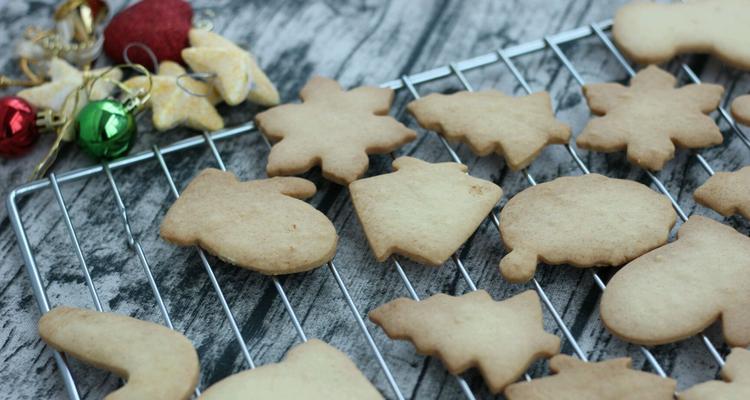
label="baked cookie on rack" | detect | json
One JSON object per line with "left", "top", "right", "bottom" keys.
{"left": 578, "top": 65, "right": 723, "bottom": 171}
{"left": 498, "top": 174, "right": 676, "bottom": 283}
{"left": 731, "top": 95, "right": 750, "bottom": 125}
{"left": 601, "top": 216, "right": 750, "bottom": 347}
{"left": 694, "top": 166, "right": 750, "bottom": 220}
{"left": 613, "top": 0, "right": 750, "bottom": 70}
{"left": 349, "top": 156, "right": 502, "bottom": 266}
{"left": 39, "top": 306, "right": 199, "bottom": 400}
{"left": 255, "top": 76, "right": 417, "bottom": 185}
{"left": 678, "top": 348, "right": 750, "bottom": 400}
{"left": 123, "top": 61, "right": 224, "bottom": 132}
{"left": 198, "top": 339, "right": 382, "bottom": 400}
{"left": 369, "top": 290, "right": 560, "bottom": 394}
{"left": 160, "top": 168, "right": 337, "bottom": 275}
{"left": 182, "top": 28, "right": 280, "bottom": 106}
{"left": 406, "top": 90, "right": 570, "bottom": 170}
{"left": 505, "top": 355, "right": 676, "bottom": 400}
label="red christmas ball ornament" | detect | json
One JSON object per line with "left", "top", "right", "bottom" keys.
{"left": 0, "top": 96, "right": 40, "bottom": 158}
{"left": 103, "top": 0, "right": 193, "bottom": 69}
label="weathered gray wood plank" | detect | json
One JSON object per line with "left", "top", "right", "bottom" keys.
{"left": 1, "top": 0, "right": 748, "bottom": 399}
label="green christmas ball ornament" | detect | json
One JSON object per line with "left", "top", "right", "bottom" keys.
{"left": 75, "top": 99, "right": 136, "bottom": 160}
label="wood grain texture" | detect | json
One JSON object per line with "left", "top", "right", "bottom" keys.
{"left": 1, "top": 1, "right": 748, "bottom": 399}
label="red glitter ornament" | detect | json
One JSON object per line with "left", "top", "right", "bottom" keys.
{"left": 0, "top": 96, "right": 40, "bottom": 158}
{"left": 103, "top": 0, "right": 193, "bottom": 69}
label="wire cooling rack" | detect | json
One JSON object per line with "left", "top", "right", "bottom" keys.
{"left": 8, "top": 17, "right": 750, "bottom": 400}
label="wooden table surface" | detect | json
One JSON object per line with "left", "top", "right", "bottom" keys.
{"left": 1, "top": 0, "right": 749, "bottom": 399}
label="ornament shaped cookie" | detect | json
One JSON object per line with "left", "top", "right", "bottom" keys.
{"left": 160, "top": 169, "right": 337, "bottom": 275}
{"left": 601, "top": 216, "right": 750, "bottom": 347}
{"left": 255, "top": 76, "right": 417, "bottom": 185}
{"left": 350, "top": 157, "right": 502, "bottom": 265}
{"left": 498, "top": 174, "right": 676, "bottom": 283}
{"left": 198, "top": 339, "right": 382, "bottom": 400}
{"left": 17, "top": 58, "right": 122, "bottom": 114}
{"left": 613, "top": 0, "right": 750, "bottom": 70}
{"left": 678, "top": 348, "right": 750, "bottom": 400}
{"left": 694, "top": 166, "right": 750, "bottom": 220}
{"left": 505, "top": 355, "right": 676, "bottom": 400}
{"left": 731, "top": 95, "right": 750, "bottom": 125}
{"left": 182, "top": 29, "right": 279, "bottom": 106}
{"left": 579, "top": 65, "right": 723, "bottom": 171}
{"left": 369, "top": 290, "right": 560, "bottom": 394}
{"left": 124, "top": 61, "right": 224, "bottom": 132}
{"left": 39, "top": 306, "right": 199, "bottom": 400}
{"left": 407, "top": 90, "right": 570, "bottom": 170}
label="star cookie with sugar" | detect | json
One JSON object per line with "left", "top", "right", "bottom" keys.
{"left": 407, "top": 90, "right": 571, "bottom": 170}
{"left": 694, "top": 165, "right": 750, "bottom": 220}
{"left": 679, "top": 348, "right": 750, "bottom": 400}
{"left": 369, "top": 290, "right": 560, "bottom": 394}
{"left": 255, "top": 76, "right": 417, "bottom": 185}
{"left": 579, "top": 65, "right": 724, "bottom": 171}
{"left": 124, "top": 61, "right": 224, "bottom": 132}
{"left": 505, "top": 355, "right": 676, "bottom": 400}
{"left": 182, "top": 29, "right": 279, "bottom": 106}
{"left": 350, "top": 156, "right": 502, "bottom": 265}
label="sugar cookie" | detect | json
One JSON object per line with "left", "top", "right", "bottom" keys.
{"left": 349, "top": 156, "right": 502, "bottom": 265}
{"left": 406, "top": 90, "right": 570, "bottom": 170}
{"left": 694, "top": 166, "right": 750, "bottom": 220}
{"left": 731, "top": 95, "right": 750, "bottom": 125}
{"left": 369, "top": 290, "right": 560, "bottom": 394}
{"left": 601, "top": 216, "right": 750, "bottom": 347}
{"left": 160, "top": 168, "right": 337, "bottom": 275}
{"left": 498, "top": 174, "right": 676, "bottom": 283}
{"left": 678, "top": 348, "right": 750, "bottom": 400}
{"left": 255, "top": 76, "right": 417, "bottom": 185}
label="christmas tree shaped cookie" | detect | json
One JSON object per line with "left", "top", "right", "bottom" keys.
{"left": 579, "top": 65, "right": 723, "bottom": 171}
{"left": 601, "top": 216, "right": 750, "bottom": 347}
{"left": 198, "top": 339, "right": 382, "bottom": 400}
{"left": 349, "top": 156, "right": 502, "bottom": 265}
{"left": 369, "top": 290, "right": 560, "bottom": 394}
{"left": 255, "top": 76, "right": 417, "bottom": 185}
{"left": 160, "top": 168, "right": 337, "bottom": 275}
{"left": 39, "top": 306, "right": 199, "bottom": 400}
{"left": 499, "top": 174, "right": 676, "bottom": 283}
{"left": 505, "top": 355, "right": 676, "bottom": 400}
{"left": 694, "top": 166, "right": 750, "bottom": 220}
{"left": 679, "top": 348, "right": 750, "bottom": 400}
{"left": 407, "top": 90, "right": 570, "bottom": 170}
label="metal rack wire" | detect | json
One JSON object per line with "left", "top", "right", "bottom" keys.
{"left": 7, "top": 15, "right": 748, "bottom": 400}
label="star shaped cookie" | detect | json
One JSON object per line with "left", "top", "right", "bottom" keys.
{"left": 601, "top": 216, "right": 750, "bottom": 347}
{"left": 18, "top": 57, "right": 122, "bottom": 113}
{"left": 350, "top": 156, "right": 502, "bottom": 265}
{"left": 678, "top": 348, "right": 750, "bottom": 400}
{"left": 407, "top": 90, "right": 570, "bottom": 170}
{"left": 124, "top": 61, "right": 224, "bottom": 132}
{"left": 255, "top": 76, "right": 417, "bottom": 185}
{"left": 731, "top": 94, "right": 750, "bottom": 125}
{"left": 160, "top": 168, "right": 337, "bottom": 275}
{"left": 182, "top": 28, "right": 280, "bottom": 106}
{"left": 369, "top": 290, "right": 560, "bottom": 394}
{"left": 505, "top": 355, "right": 676, "bottom": 400}
{"left": 198, "top": 339, "right": 382, "bottom": 400}
{"left": 694, "top": 166, "right": 750, "bottom": 220}
{"left": 579, "top": 65, "right": 724, "bottom": 171}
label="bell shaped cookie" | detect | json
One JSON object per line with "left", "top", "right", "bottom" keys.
{"left": 160, "top": 168, "right": 337, "bottom": 275}
{"left": 601, "top": 216, "right": 750, "bottom": 347}
{"left": 613, "top": 0, "right": 750, "bottom": 70}
{"left": 39, "top": 306, "right": 199, "bottom": 400}
{"left": 498, "top": 174, "right": 676, "bottom": 283}
{"left": 369, "top": 290, "right": 560, "bottom": 394}
{"left": 679, "top": 348, "right": 750, "bottom": 400}
{"left": 198, "top": 339, "right": 382, "bottom": 400}
{"left": 349, "top": 156, "right": 502, "bottom": 265}
{"left": 694, "top": 166, "right": 750, "bottom": 220}
{"left": 579, "top": 65, "right": 723, "bottom": 171}
{"left": 505, "top": 355, "right": 676, "bottom": 400}
{"left": 407, "top": 90, "right": 570, "bottom": 170}
{"left": 255, "top": 76, "right": 417, "bottom": 185}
